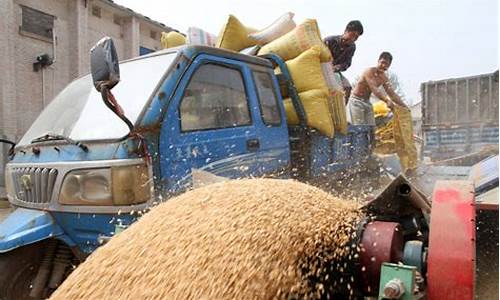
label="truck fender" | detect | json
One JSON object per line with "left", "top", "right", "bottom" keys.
{"left": 0, "top": 208, "right": 64, "bottom": 253}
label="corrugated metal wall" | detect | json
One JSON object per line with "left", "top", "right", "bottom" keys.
{"left": 421, "top": 71, "right": 499, "bottom": 127}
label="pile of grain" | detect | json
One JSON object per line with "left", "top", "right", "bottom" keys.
{"left": 51, "top": 179, "right": 364, "bottom": 299}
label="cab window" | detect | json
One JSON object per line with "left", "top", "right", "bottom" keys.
{"left": 253, "top": 71, "right": 281, "bottom": 126}
{"left": 180, "top": 64, "right": 251, "bottom": 132}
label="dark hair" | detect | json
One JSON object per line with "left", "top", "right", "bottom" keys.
{"left": 345, "top": 20, "right": 364, "bottom": 35}
{"left": 379, "top": 51, "right": 393, "bottom": 62}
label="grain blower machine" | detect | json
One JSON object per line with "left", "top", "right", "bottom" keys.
{"left": 340, "top": 175, "right": 480, "bottom": 300}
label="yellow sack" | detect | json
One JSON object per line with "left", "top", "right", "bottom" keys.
{"left": 160, "top": 31, "right": 186, "bottom": 49}
{"left": 374, "top": 119, "right": 396, "bottom": 155}
{"left": 328, "top": 89, "right": 348, "bottom": 135}
{"left": 373, "top": 101, "right": 390, "bottom": 118}
{"left": 374, "top": 106, "right": 417, "bottom": 171}
{"left": 285, "top": 46, "right": 328, "bottom": 93}
{"left": 283, "top": 89, "right": 334, "bottom": 138}
{"left": 216, "top": 15, "right": 257, "bottom": 51}
{"left": 258, "top": 19, "right": 332, "bottom": 62}
{"left": 373, "top": 100, "right": 395, "bottom": 154}
{"left": 393, "top": 106, "right": 417, "bottom": 171}
{"left": 283, "top": 99, "right": 299, "bottom": 124}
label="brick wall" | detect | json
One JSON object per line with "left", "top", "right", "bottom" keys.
{"left": 0, "top": 0, "right": 171, "bottom": 195}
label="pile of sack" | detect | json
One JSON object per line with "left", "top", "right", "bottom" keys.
{"left": 373, "top": 101, "right": 417, "bottom": 171}
{"left": 160, "top": 13, "right": 348, "bottom": 138}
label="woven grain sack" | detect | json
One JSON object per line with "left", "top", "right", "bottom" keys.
{"left": 249, "top": 12, "right": 296, "bottom": 45}
{"left": 216, "top": 15, "right": 257, "bottom": 51}
{"left": 284, "top": 89, "right": 334, "bottom": 137}
{"left": 285, "top": 46, "right": 328, "bottom": 93}
{"left": 187, "top": 27, "right": 217, "bottom": 47}
{"left": 374, "top": 119, "right": 396, "bottom": 155}
{"left": 258, "top": 19, "right": 332, "bottom": 62}
{"left": 161, "top": 31, "right": 186, "bottom": 49}
{"left": 321, "top": 62, "right": 343, "bottom": 91}
{"left": 393, "top": 106, "right": 417, "bottom": 171}
{"left": 373, "top": 100, "right": 390, "bottom": 118}
{"left": 328, "top": 90, "right": 348, "bottom": 135}
{"left": 373, "top": 100, "right": 394, "bottom": 154}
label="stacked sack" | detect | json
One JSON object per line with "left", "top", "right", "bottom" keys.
{"left": 162, "top": 28, "right": 218, "bottom": 49}
{"left": 373, "top": 101, "right": 417, "bottom": 171}
{"left": 322, "top": 63, "right": 349, "bottom": 135}
{"left": 186, "top": 27, "right": 217, "bottom": 47}
{"left": 160, "top": 31, "right": 187, "bottom": 49}
{"left": 160, "top": 14, "right": 349, "bottom": 138}
{"left": 214, "top": 13, "right": 348, "bottom": 138}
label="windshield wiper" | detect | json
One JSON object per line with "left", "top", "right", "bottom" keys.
{"left": 31, "top": 134, "right": 88, "bottom": 152}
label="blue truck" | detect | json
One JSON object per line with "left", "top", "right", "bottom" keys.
{"left": 0, "top": 39, "right": 373, "bottom": 299}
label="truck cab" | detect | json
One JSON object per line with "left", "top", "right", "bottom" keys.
{"left": 0, "top": 43, "right": 373, "bottom": 299}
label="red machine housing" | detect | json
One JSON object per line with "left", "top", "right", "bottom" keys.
{"left": 427, "top": 180, "right": 476, "bottom": 300}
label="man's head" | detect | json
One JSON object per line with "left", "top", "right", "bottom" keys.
{"left": 342, "top": 20, "right": 364, "bottom": 44}
{"left": 377, "top": 52, "right": 393, "bottom": 71}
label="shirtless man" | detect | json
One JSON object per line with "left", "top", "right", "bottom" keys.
{"left": 347, "top": 52, "right": 407, "bottom": 125}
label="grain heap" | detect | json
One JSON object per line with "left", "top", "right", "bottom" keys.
{"left": 51, "top": 179, "right": 364, "bottom": 299}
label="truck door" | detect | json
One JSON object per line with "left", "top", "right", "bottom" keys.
{"left": 249, "top": 67, "right": 290, "bottom": 177}
{"left": 159, "top": 55, "right": 260, "bottom": 193}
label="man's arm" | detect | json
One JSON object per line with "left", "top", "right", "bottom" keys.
{"left": 324, "top": 36, "right": 343, "bottom": 71}
{"left": 382, "top": 81, "right": 407, "bottom": 108}
{"left": 334, "top": 44, "right": 355, "bottom": 72}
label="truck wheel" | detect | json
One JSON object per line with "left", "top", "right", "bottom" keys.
{"left": 0, "top": 242, "right": 46, "bottom": 300}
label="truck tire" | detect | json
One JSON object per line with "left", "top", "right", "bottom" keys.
{"left": 0, "top": 242, "right": 46, "bottom": 300}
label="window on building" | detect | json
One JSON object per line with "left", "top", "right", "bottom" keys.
{"left": 113, "top": 14, "right": 122, "bottom": 25}
{"left": 150, "top": 30, "right": 157, "bottom": 39}
{"left": 180, "top": 64, "right": 251, "bottom": 132}
{"left": 20, "top": 6, "right": 54, "bottom": 40}
{"left": 92, "top": 6, "right": 101, "bottom": 18}
{"left": 139, "top": 47, "right": 154, "bottom": 56}
{"left": 253, "top": 71, "right": 281, "bottom": 126}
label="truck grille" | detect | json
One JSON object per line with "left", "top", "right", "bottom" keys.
{"left": 11, "top": 167, "right": 58, "bottom": 204}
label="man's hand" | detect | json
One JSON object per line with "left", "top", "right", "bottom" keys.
{"left": 387, "top": 97, "right": 408, "bottom": 109}
{"left": 333, "top": 64, "right": 342, "bottom": 72}
{"left": 386, "top": 99, "right": 395, "bottom": 110}
{"left": 394, "top": 99, "right": 409, "bottom": 109}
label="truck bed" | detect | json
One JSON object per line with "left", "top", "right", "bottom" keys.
{"left": 288, "top": 125, "right": 373, "bottom": 180}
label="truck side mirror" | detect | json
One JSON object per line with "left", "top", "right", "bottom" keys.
{"left": 90, "top": 37, "right": 120, "bottom": 91}
{"left": 90, "top": 37, "right": 133, "bottom": 132}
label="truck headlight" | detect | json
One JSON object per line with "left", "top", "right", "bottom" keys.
{"left": 59, "top": 164, "right": 150, "bottom": 206}
{"left": 60, "top": 169, "right": 113, "bottom": 205}
{"left": 111, "top": 164, "right": 150, "bottom": 205}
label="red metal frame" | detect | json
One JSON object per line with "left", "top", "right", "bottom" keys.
{"left": 427, "top": 180, "right": 476, "bottom": 300}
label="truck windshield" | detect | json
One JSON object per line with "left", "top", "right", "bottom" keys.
{"left": 18, "top": 52, "right": 176, "bottom": 146}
